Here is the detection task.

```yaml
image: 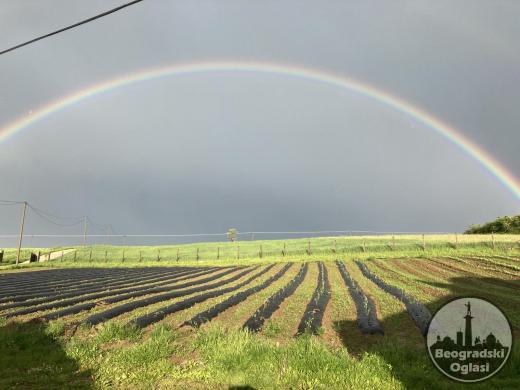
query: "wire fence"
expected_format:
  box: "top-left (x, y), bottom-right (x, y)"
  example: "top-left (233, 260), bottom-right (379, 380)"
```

top-left (1, 200), bottom-right (519, 264)
top-left (1, 232), bottom-right (518, 265)
top-left (0, 229), bottom-right (494, 247)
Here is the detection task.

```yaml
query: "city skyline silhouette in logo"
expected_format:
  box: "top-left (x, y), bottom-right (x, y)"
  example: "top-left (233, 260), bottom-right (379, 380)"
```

top-left (428, 298), bottom-right (511, 382)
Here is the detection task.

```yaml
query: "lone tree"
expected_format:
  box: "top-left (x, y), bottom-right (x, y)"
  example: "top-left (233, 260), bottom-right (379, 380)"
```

top-left (227, 228), bottom-right (238, 242)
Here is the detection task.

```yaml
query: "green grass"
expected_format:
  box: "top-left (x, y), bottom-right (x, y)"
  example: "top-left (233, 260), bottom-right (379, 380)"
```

top-left (1, 242), bottom-right (519, 389)
top-left (1, 233), bottom-right (518, 270)
top-left (2, 320), bottom-right (517, 389)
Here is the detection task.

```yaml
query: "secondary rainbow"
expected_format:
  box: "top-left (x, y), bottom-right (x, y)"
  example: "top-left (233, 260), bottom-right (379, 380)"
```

top-left (1, 61), bottom-right (519, 202)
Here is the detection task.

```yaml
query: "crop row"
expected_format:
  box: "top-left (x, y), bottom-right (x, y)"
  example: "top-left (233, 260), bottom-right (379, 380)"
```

top-left (4, 267), bottom-right (238, 319)
top-left (128, 265), bottom-right (278, 328)
top-left (0, 260), bottom-right (461, 341)
top-left (46, 266), bottom-right (253, 322)
top-left (184, 263), bottom-right (293, 328)
top-left (466, 256), bottom-right (520, 273)
top-left (336, 261), bottom-right (383, 335)
top-left (243, 263), bottom-right (308, 332)
top-left (297, 261), bottom-right (331, 335)
top-left (0, 268), bottom-right (216, 308)
top-left (355, 260), bottom-right (431, 336)
top-left (0, 267), bottom-right (193, 292)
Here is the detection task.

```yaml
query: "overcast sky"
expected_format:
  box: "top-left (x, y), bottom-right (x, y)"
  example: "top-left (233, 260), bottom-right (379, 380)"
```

top-left (0, 1), bottom-right (519, 245)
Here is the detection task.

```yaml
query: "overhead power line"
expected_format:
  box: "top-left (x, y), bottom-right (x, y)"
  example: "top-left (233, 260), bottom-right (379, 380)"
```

top-left (0, 199), bottom-right (113, 231)
top-left (28, 204), bottom-right (83, 221)
top-left (86, 216), bottom-right (112, 231)
top-left (0, 0), bottom-right (144, 56)
top-left (27, 205), bottom-right (84, 227)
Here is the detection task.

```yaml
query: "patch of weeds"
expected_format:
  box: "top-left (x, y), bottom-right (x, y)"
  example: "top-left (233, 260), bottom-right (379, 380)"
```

top-left (93, 324), bottom-right (179, 387)
top-left (191, 324), bottom-right (401, 389)
top-left (45, 320), bottom-right (66, 338)
top-left (263, 321), bottom-right (282, 338)
top-left (96, 322), bottom-right (142, 343)
top-left (65, 338), bottom-right (100, 367)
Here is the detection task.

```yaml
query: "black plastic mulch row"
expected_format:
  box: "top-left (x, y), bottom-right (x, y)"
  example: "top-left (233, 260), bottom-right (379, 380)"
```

top-left (243, 263), bottom-right (308, 332)
top-left (0, 266), bottom-right (198, 300)
top-left (0, 267), bottom-right (199, 299)
top-left (355, 260), bottom-right (431, 336)
top-left (3, 267), bottom-right (229, 319)
top-left (84, 266), bottom-right (267, 326)
top-left (185, 263), bottom-right (293, 328)
top-left (38, 267), bottom-right (237, 321)
top-left (0, 267), bottom-right (168, 292)
top-left (0, 268), bottom-right (172, 301)
top-left (101, 267), bottom-right (241, 304)
top-left (296, 262), bottom-right (331, 335)
top-left (336, 261), bottom-right (384, 335)
top-left (0, 267), bottom-right (215, 308)
top-left (0, 267), bottom-right (207, 308)
top-left (40, 268), bottom-right (239, 320)
top-left (130, 264), bottom-right (279, 328)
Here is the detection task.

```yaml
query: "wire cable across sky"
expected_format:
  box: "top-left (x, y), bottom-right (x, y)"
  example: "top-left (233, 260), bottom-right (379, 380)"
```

top-left (0, 0), bottom-right (144, 56)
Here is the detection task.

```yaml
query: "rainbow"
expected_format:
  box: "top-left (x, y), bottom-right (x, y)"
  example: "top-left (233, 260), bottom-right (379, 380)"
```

top-left (1, 61), bottom-right (519, 202)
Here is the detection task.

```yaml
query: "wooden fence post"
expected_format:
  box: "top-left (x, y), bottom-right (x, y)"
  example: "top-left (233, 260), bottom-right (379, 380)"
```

top-left (122, 250), bottom-right (125, 262)
top-left (307, 240), bottom-right (311, 256)
top-left (139, 251), bottom-right (142, 262)
top-left (492, 233), bottom-right (495, 250)
top-left (105, 250), bottom-right (108, 262)
top-left (259, 244), bottom-right (263, 258)
top-left (217, 247), bottom-right (220, 260)
top-left (0, 250), bottom-right (3, 263)
top-left (157, 249), bottom-right (160, 262)
top-left (37, 251), bottom-right (41, 262)
top-left (333, 240), bottom-right (337, 254)
top-left (362, 241), bottom-right (366, 252)
top-left (177, 248), bottom-right (180, 261)
top-left (422, 234), bottom-right (426, 251)
top-left (237, 244), bottom-right (240, 260)
top-left (74, 250), bottom-right (77, 262)
top-left (282, 242), bottom-right (286, 257)
top-left (196, 248), bottom-right (200, 261)
top-left (455, 234), bottom-right (458, 249)
top-left (89, 250), bottom-right (92, 262)
top-left (61, 251), bottom-right (64, 261)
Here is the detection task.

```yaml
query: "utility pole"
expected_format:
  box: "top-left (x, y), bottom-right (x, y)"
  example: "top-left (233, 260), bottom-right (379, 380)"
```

top-left (83, 216), bottom-right (88, 246)
top-left (16, 201), bottom-right (28, 266)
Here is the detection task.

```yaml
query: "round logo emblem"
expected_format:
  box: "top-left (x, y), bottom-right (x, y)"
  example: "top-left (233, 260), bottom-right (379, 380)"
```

top-left (426, 297), bottom-right (512, 383)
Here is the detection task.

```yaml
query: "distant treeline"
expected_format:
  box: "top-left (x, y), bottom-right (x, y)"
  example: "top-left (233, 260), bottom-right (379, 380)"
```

top-left (465, 215), bottom-right (520, 234)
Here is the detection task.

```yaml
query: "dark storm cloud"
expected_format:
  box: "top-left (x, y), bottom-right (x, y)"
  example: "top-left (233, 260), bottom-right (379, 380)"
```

top-left (0, 0), bottom-right (519, 244)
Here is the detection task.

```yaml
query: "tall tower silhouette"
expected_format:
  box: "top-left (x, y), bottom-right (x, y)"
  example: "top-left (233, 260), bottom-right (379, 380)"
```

top-left (456, 330), bottom-right (463, 346)
top-left (464, 302), bottom-right (473, 347)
